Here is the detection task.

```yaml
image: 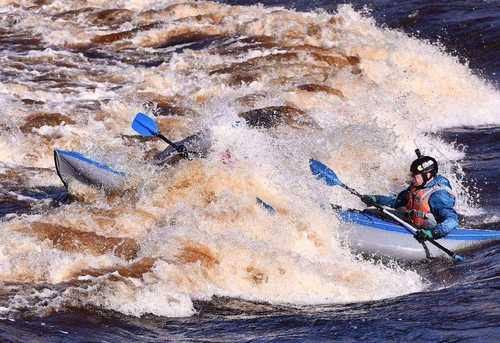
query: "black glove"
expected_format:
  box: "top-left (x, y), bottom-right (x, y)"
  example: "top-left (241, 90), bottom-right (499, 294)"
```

top-left (176, 144), bottom-right (190, 159)
top-left (414, 229), bottom-right (433, 242)
top-left (361, 195), bottom-right (377, 207)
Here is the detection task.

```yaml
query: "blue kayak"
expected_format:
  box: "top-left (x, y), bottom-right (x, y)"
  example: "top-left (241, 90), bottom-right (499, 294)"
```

top-left (338, 210), bottom-right (500, 261)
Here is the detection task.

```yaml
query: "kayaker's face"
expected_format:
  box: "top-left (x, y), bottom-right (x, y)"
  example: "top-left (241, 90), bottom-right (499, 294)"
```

top-left (411, 172), bottom-right (433, 187)
top-left (411, 173), bottom-right (424, 186)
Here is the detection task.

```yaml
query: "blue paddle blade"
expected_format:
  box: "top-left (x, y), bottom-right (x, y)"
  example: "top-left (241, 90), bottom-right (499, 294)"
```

top-left (309, 159), bottom-right (342, 187)
top-left (132, 112), bottom-right (159, 137)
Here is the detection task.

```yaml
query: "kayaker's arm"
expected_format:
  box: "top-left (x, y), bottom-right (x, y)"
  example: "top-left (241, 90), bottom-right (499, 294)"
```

top-left (393, 189), bottom-right (410, 209)
top-left (429, 190), bottom-right (459, 238)
top-left (366, 189), bottom-right (409, 208)
top-left (372, 195), bottom-right (397, 207)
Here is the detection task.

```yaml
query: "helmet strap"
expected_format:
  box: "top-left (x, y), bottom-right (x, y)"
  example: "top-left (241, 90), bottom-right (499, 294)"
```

top-left (421, 172), bottom-right (434, 187)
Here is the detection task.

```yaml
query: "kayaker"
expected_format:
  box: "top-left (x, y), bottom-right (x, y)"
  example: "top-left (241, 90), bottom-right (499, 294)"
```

top-left (361, 150), bottom-right (459, 241)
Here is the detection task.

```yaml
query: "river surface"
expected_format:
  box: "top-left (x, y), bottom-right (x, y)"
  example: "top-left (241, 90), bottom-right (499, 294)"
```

top-left (0, 0), bottom-right (499, 341)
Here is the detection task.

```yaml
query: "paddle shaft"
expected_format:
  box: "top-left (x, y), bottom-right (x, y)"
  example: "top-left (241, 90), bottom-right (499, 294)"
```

top-left (132, 113), bottom-right (189, 157)
top-left (158, 134), bottom-right (188, 156)
top-left (338, 181), bottom-right (461, 261)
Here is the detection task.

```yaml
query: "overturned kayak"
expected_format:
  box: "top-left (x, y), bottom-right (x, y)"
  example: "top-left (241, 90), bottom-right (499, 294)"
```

top-left (54, 149), bottom-right (126, 192)
top-left (338, 209), bottom-right (500, 261)
top-left (53, 132), bottom-right (210, 193)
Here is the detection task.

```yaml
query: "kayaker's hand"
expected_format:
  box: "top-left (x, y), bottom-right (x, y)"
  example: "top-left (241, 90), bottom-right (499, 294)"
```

top-left (177, 144), bottom-right (190, 159)
top-left (414, 229), bottom-right (433, 242)
top-left (361, 195), bottom-right (377, 207)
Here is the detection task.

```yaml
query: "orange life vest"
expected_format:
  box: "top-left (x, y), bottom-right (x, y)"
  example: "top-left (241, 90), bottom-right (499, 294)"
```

top-left (405, 183), bottom-right (452, 229)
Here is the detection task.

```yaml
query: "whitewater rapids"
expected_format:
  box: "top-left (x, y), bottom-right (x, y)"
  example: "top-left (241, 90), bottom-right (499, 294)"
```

top-left (0, 0), bottom-right (499, 318)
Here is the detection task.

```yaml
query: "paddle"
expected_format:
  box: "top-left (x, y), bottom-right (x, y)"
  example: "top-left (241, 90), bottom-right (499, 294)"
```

top-left (309, 159), bottom-right (465, 262)
top-left (132, 112), bottom-right (188, 158)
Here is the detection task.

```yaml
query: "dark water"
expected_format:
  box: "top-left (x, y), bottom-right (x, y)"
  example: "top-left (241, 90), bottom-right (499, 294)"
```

top-left (441, 127), bottom-right (500, 212)
top-left (1, 1), bottom-right (500, 342)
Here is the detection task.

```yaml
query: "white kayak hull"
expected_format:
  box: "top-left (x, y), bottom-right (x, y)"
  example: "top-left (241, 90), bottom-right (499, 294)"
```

top-left (54, 149), bottom-right (126, 193)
